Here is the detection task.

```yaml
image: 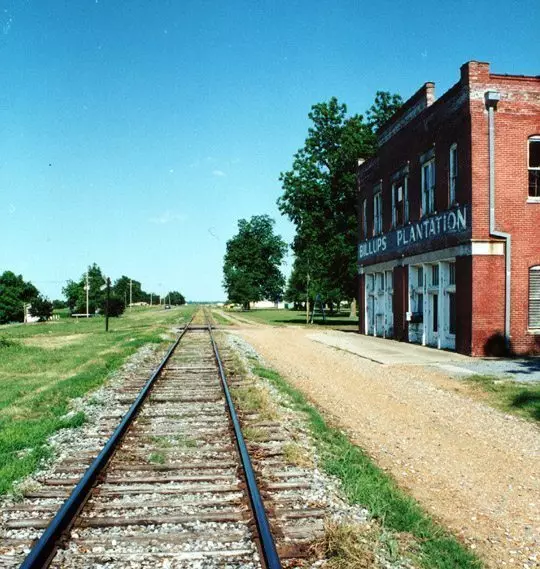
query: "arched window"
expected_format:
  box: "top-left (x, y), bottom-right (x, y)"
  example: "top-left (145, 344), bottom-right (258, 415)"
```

top-left (529, 136), bottom-right (540, 198)
top-left (529, 266), bottom-right (540, 330)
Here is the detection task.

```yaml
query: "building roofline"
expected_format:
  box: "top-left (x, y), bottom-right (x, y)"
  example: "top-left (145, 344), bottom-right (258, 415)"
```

top-left (376, 82), bottom-right (436, 142)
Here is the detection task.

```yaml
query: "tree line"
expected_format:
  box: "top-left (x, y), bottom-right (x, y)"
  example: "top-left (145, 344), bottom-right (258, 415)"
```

top-left (223, 92), bottom-right (402, 310)
top-left (0, 264), bottom-right (186, 324)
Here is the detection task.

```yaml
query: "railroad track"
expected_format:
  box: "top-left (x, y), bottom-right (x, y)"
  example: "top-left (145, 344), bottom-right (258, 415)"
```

top-left (2, 309), bottom-right (283, 569)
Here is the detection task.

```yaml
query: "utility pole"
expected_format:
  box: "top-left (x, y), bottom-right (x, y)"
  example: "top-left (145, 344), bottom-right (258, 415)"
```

top-left (306, 271), bottom-right (310, 324)
top-left (105, 278), bottom-right (111, 332)
top-left (129, 279), bottom-right (133, 310)
top-left (150, 293), bottom-right (152, 306)
top-left (86, 272), bottom-right (89, 318)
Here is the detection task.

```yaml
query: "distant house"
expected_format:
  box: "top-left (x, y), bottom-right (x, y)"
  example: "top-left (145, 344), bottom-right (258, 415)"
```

top-left (23, 304), bottom-right (39, 323)
top-left (251, 300), bottom-right (285, 310)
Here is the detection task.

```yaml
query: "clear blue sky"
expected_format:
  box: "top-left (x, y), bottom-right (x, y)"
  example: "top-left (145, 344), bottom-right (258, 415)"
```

top-left (1, 1), bottom-right (538, 301)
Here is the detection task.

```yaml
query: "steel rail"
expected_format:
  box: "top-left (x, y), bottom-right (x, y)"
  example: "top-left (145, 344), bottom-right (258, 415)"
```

top-left (19, 316), bottom-right (195, 569)
top-left (205, 309), bottom-right (282, 569)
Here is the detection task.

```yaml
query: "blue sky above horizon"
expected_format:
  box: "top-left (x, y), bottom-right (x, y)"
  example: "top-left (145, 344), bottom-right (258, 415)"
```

top-left (1, 0), bottom-right (538, 301)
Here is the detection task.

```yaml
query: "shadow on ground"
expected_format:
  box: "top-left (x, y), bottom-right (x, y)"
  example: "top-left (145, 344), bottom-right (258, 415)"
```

top-left (510, 391), bottom-right (540, 421)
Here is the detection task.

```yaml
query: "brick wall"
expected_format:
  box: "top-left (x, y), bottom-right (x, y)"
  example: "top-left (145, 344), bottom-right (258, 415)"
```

top-left (470, 255), bottom-right (506, 356)
top-left (467, 62), bottom-right (540, 354)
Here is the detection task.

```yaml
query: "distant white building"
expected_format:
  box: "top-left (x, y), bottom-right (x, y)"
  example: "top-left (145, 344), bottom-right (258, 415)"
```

top-left (251, 300), bottom-right (285, 310)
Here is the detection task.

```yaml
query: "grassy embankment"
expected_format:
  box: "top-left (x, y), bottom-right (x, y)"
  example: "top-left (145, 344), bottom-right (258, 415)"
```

top-left (465, 374), bottom-right (540, 423)
top-left (229, 308), bottom-right (358, 329)
top-left (0, 305), bottom-right (195, 495)
top-left (249, 361), bottom-right (482, 569)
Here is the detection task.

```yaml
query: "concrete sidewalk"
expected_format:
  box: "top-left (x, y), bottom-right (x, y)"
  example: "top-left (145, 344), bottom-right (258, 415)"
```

top-left (308, 330), bottom-right (540, 382)
top-left (307, 330), bottom-right (470, 365)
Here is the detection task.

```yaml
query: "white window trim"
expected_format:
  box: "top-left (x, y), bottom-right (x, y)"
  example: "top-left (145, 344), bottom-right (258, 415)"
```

top-left (421, 158), bottom-right (435, 217)
top-left (362, 198), bottom-right (367, 239)
top-left (373, 191), bottom-right (383, 236)
top-left (391, 182), bottom-right (396, 228)
top-left (391, 176), bottom-right (409, 227)
top-left (528, 136), bottom-right (540, 200)
top-left (449, 143), bottom-right (458, 206)
top-left (404, 176), bottom-right (409, 223)
top-left (529, 265), bottom-right (540, 331)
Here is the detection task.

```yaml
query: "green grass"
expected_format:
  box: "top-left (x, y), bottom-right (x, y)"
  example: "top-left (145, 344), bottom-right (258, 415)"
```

top-left (148, 452), bottom-right (166, 464)
top-left (465, 375), bottom-right (540, 422)
top-left (252, 364), bottom-right (482, 569)
top-left (0, 305), bottom-right (196, 495)
top-left (230, 308), bottom-right (358, 328)
top-left (208, 311), bottom-right (233, 326)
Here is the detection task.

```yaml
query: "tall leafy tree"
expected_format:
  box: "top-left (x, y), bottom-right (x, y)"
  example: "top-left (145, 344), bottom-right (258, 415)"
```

top-left (166, 291), bottom-right (186, 305)
top-left (113, 276), bottom-right (155, 305)
top-left (284, 257), bottom-right (310, 309)
top-left (0, 271), bottom-right (39, 323)
top-left (278, 93), bottom-right (402, 304)
top-left (223, 215), bottom-right (287, 309)
top-left (62, 263), bottom-right (106, 314)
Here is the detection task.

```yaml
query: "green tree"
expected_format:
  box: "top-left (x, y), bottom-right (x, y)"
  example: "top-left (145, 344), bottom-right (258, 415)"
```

top-left (0, 271), bottom-right (39, 324)
top-left (223, 215), bottom-right (287, 309)
top-left (366, 91), bottom-right (404, 132)
top-left (113, 276), bottom-right (150, 305)
top-left (62, 263), bottom-right (106, 314)
top-left (284, 257), bottom-right (309, 309)
top-left (29, 294), bottom-right (53, 322)
top-left (278, 93), bottom-right (402, 304)
top-left (166, 291), bottom-right (186, 305)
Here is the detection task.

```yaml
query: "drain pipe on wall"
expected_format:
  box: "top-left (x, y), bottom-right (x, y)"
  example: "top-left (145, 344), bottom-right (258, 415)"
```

top-left (485, 90), bottom-right (512, 347)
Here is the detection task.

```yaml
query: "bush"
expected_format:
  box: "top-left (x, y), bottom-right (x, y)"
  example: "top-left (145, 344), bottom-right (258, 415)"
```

top-left (29, 295), bottom-right (53, 322)
top-left (102, 296), bottom-right (125, 317)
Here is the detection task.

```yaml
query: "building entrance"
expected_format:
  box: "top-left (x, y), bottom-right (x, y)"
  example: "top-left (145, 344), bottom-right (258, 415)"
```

top-left (365, 271), bottom-right (393, 338)
top-left (408, 261), bottom-right (456, 350)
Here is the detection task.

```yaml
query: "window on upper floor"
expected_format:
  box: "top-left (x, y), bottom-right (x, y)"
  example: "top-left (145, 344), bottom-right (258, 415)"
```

top-left (529, 136), bottom-right (540, 199)
top-left (392, 176), bottom-right (409, 227)
top-left (421, 159), bottom-right (435, 216)
top-left (449, 144), bottom-right (458, 205)
top-left (373, 191), bottom-right (383, 235)
top-left (529, 266), bottom-right (540, 330)
top-left (431, 264), bottom-right (439, 287)
top-left (362, 198), bottom-right (368, 239)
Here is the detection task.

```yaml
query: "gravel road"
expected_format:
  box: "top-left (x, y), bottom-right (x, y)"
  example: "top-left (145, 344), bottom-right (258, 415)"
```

top-left (231, 324), bottom-right (540, 569)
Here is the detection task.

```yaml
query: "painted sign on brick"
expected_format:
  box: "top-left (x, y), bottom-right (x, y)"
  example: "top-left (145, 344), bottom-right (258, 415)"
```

top-left (358, 205), bottom-right (469, 262)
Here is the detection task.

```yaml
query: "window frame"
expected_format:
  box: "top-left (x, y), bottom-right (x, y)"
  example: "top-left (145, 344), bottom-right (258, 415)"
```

top-left (362, 198), bottom-right (368, 239)
top-left (421, 158), bottom-right (436, 216)
top-left (529, 266), bottom-right (540, 331)
top-left (528, 136), bottom-right (540, 201)
top-left (373, 190), bottom-right (383, 236)
top-left (391, 176), bottom-right (409, 227)
top-left (449, 143), bottom-right (458, 206)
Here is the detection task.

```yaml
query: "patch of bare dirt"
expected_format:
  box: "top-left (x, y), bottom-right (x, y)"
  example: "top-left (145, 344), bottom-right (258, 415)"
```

top-left (233, 325), bottom-right (540, 569)
top-left (21, 334), bottom-right (89, 349)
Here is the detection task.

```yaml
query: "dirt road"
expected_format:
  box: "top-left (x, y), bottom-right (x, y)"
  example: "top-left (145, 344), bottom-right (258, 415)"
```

top-left (231, 323), bottom-right (540, 569)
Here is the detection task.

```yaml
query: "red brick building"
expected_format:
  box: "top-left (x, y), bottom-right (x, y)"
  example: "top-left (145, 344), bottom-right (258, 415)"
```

top-left (357, 61), bottom-right (540, 356)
